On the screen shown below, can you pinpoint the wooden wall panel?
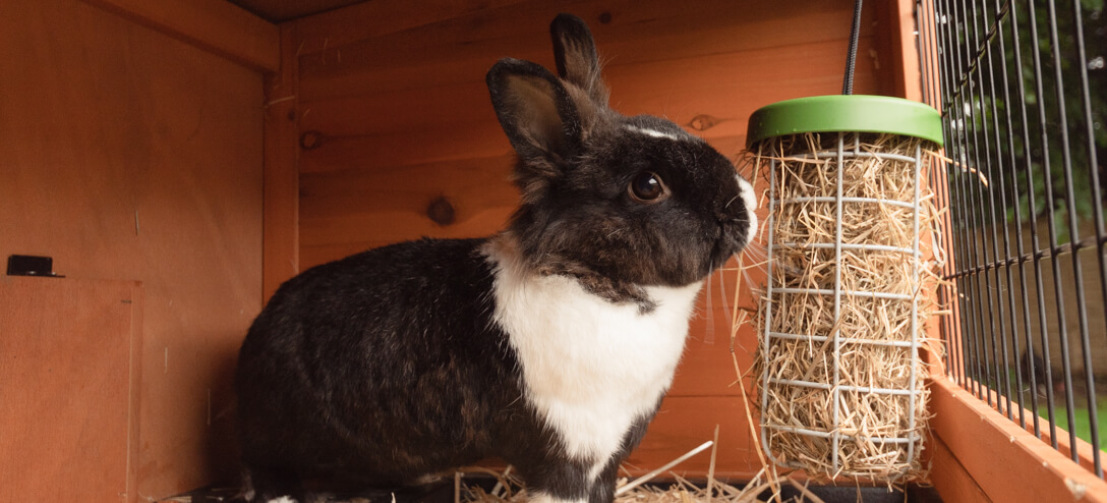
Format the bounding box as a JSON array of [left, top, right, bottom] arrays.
[[628, 395, 764, 479], [0, 278, 142, 503], [0, 0, 264, 498], [80, 0, 279, 71], [263, 23, 302, 302], [926, 434, 991, 503], [287, 0, 890, 478], [293, 0, 882, 271], [294, 1, 867, 101]]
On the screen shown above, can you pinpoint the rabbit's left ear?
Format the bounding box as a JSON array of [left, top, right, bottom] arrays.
[[550, 13, 608, 107], [487, 58, 584, 165]]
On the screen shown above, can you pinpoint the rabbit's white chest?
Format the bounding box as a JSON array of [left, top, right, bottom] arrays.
[[485, 243, 701, 467]]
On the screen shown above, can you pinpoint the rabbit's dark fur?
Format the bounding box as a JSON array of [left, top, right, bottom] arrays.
[[235, 13, 758, 503]]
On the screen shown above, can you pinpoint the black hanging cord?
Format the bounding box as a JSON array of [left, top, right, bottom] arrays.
[[842, 0, 863, 95]]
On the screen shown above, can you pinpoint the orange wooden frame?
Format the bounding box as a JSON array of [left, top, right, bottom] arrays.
[[929, 376, 1107, 501], [909, 0, 1107, 497]]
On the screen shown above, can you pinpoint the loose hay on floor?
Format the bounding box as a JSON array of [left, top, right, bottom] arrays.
[[748, 132, 944, 482], [461, 448, 829, 503]]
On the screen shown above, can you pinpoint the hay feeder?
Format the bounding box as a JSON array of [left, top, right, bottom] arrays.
[[746, 95, 944, 481]]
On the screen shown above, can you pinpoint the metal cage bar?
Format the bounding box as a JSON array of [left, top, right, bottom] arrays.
[[918, 0, 1106, 478]]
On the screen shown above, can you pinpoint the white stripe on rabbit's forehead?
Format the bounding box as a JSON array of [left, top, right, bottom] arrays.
[[623, 124, 697, 142]]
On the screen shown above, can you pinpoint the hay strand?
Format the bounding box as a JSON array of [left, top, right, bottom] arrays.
[[751, 132, 943, 482], [615, 441, 715, 496]]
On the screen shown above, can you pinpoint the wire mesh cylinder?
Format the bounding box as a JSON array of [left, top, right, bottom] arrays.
[[751, 126, 939, 480]]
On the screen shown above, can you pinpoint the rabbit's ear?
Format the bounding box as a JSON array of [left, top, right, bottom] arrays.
[[487, 58, 583, 164], [550, 13, 608, 107]]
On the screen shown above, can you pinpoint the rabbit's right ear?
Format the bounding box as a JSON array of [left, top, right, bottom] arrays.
[[487, 58, 584, 166], [550, 14, 608, 107]]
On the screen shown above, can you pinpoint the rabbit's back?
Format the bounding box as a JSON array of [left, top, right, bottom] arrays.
[[235, 237, 519, 487]]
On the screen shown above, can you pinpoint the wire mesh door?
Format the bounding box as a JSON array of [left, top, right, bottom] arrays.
[[917, 0, 1106, 477]]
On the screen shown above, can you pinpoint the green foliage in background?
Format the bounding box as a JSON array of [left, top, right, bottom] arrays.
[[1001, 0, 1105, 239], [944, 0, 1105, 242]]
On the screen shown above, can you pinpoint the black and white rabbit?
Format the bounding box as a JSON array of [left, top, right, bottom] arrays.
[[235, 13, 758, 503]]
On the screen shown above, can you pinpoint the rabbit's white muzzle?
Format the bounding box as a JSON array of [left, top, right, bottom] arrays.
[[736, 175, 759, 247]]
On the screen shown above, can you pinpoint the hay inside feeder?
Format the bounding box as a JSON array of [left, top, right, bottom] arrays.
[[751, 131, 943, 482]]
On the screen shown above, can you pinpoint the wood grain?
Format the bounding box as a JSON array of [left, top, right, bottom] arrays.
[[930, 375, 1107, 502], [0, 0, 264, 497], [926, 434, 991, 503], [80, 0, 279, 71], [264, 24, 302, 301], [626, 395, 763, 480], [0, 278, 142, 503], [294, 0, 875, 101], [291, 0, 527, 58], [295, 38, 878, 177]]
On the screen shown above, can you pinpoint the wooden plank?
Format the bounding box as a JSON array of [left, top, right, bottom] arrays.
[[291, 0, 527, 55], [295, 0, 870, 101], [930, 375, 1107, 502], [872, 0, 924, 100], [1021, 403, 1107, 478], [0, 278, 142, 503], [264, 24, 302, 302], [298, 120, 508, 175], [128, 282, 145, 502], [961, 378, 1107, 478], [299, 80, 494, 141], [603, 35, 878, 129], [80, 0, 279, 71], [627, 395, 763, 479], [298, 156, 515, 223], [927, 139, 959, 379], [230, 0, 364, 23], [926, 434, 991, 503], [296, 35, 877, 177], [298, 155, 517, 247], [916, 0, 944, 108], [894, 0, 924, 102], [295, 35, 873, 144], [0, 0, 264, 497]]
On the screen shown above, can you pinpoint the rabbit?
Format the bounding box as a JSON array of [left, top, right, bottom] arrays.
[[234, 13, 758, 503]]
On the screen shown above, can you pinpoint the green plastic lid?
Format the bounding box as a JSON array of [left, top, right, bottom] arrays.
[[746, 95, 944, 147]]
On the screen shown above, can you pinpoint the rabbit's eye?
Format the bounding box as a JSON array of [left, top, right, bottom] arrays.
[[629, 172, 669, 203]]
